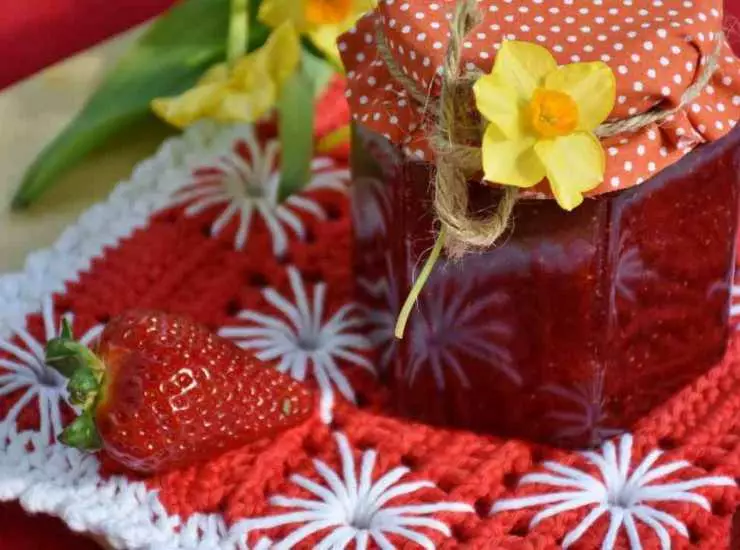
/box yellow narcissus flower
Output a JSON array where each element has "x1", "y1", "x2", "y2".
[
  {"x1": 151, "y1": 22, "x2": 300, "y2": 129},
  {"x1": 259, "y1": 0, "x2": 375, "y2": 66},
  {"x1": 473, "y1": 41, "x2": 616, "y2": 210}
]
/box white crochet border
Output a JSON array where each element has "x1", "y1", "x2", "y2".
[
  {"x1": 2, "y1": 119, "x2": 737, "y2": 550},
  {"x1": 0, "y1": 122, "x2": 272, "y2": 550}
]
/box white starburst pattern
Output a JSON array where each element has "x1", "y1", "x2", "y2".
[
  {"x1": 730, "y1": 284, "x2": 740, "y2": 329},
  {"x1": 357, "y1": 252, "x2": 403, "y2": 373},
  {"x1": 542, "y1": 378, "x2": 622, "y2": 447},
  {"x1": 231, "y1": 432, "x2": 473, "y2": 549},
  {"x1": 350, "y1": 176, "x2": 391, "y2": 240},
  {"x1": 0, "y1": 296, "x2": 103, "y2": 442},
  {"x1": 613, "y1": 246, "x2": 650, "y2": 304},
  {"x1": 407, "y1": 264, "x2": 521, "y2": 389},
  {"x1": 220, "y1": 267, "x2": 373, "y2": 423},
  {"x1": 172, "y1": 126, "x2": 349, "y2": 256},
  {"x1": 492, "y1": 434, "x2": 735, "y2": 550},
  {"x1": 608, "y1": 244, "x2": 655, "y2": 319}
]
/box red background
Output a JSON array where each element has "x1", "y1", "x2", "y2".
[
  {"x1": 0, "y1": 1, "x2": 739, "y2": 549},
  {"x1": 0, "y1": 0, "x2": 177, "y2": 91}
]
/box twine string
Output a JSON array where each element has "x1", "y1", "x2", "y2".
[
  {"x1": 378, "y1": 1, "x2": 724, "y2": 338},
  {"x1": 596, "y1": 32, "x2": 723, "y2": 138}
]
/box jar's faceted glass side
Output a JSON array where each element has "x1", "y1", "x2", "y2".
[{"x1": 351, "y1": 124, "x2": 740, "y2": 447}]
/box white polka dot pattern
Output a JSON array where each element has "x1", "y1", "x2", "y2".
[{"x1": 339, "y1": 0, "x2": 740, "y2": 197}]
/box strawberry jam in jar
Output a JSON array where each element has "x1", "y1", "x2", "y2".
[
  {"x1": 341, "y1": 0, "x2": 740, "y2": 446},
  {"x1": 352, "y1": 124, "x2": 740, "y2": 446}
]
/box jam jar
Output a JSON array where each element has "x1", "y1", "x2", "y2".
[
  {"x1": 351, "y1": 123, "x2": 739, "y2": 447},
  {"x1": 340, "y1": 0, "x2": 740, "y2": 446}
]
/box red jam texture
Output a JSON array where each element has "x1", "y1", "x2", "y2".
[{"x1": 351, "y1": 125, "x2": 740, "y2": 447}]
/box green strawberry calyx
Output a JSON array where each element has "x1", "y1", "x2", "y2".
[
  {"x1": 45, "y1": 318, "x2": 106, "y2": 451},
  {"x1": 60, "y1": 410, "x2": 103, "y2": 450}
]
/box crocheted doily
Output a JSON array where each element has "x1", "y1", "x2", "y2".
[{"x1": 0, "y1": 99, "x2": 739, "y2": 550}]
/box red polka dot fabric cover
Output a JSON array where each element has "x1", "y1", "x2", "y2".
[
  {"x1": 340, "y1": 0, "x2": 740, "y2": 196},
  {"x1": 0, "y1": 82, "x2": 740, "y2": 550}
]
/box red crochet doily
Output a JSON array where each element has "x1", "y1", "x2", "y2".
[{"x1": 0, "y1": 81, "x2": 738, "y2": 550}]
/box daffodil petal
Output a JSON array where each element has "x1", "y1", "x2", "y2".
[
  {"x1": 352, "y1": 0, "x2": 378, "y2": 13},
  {"x1": 258, "y1": 0, "x2": 308, "y2": 31},
  {"x1": 473, "y1": 73, "x2": 522, "y2": 139},
  {"x1": 226, "y1": 21, "x2": 298, "y2": 118},
  {"x1": 151, "y1": 83, "x2": 226, "y2": 129},
  {"x1": 211, "y1": 87, "x2": 276, "y2": 124},
  {"x1": 231, "y1": 23, "x2": 297, "y2": 87},
  {"x1": 261, "y1": 22, "x2": 301, "y2": 86},
  {"x1": 151, "y1": 20, "x2": 299, "y2": 129},
  {"x1": 544, "y1": 62, "x2": 616, "y2": 131},
  {"x1": 492, "y1": 41, "x2": 557, "y2": 101},
  {"x1": 197, "y1": 63, "x2": 229, "y2": 86},
  {"x1": 481, "y1": 124, "x2": 545, "y2": 188},
  {"x1": 230, "y1": 50, "x2": 262, "y2": 87},
  {"x1": 308, "y1": 25, "x2": 346, "y2": 67},
  {"x1": 534, "y1": 132, "x2": 606, "y2": 210}
]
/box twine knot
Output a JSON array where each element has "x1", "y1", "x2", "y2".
[{"x1": 376, "y1": 0, "x2": 723, "y2": 337}]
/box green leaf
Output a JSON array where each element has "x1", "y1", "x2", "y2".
[
  {"x1": 277, "y1": 51, "x2": 334, "y2": 201},
  {"x1": 46, "y1": 319, "x2": 106, "y2": 381},
  {"x1": 60, "y1": 411, "x2": 102, "y2": 451},
  {"x1": 301, "y1": 48, "x2": 336, "y2": 100},
  {"x1": 45, "y1": 319, "x2": 82, "y2": 378},
  {"x1": 60, "y1": 318, "x2": 74, "y2": 340},
  {"x1": 45, "y1": 340, "x2": 85, "y2": 378},
  {"x1": 13, "y1": 0, "x2": 270, "y2": 208},
  {"x1": 67, "y1": 367, "x2": 102, "y2": 407}
]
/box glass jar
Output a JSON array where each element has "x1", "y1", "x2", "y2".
[{"x1": 352, "y1": 124, "x2": 740, "y2": 447}]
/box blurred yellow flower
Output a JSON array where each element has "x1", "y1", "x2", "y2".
[
  {"x1": 151, "y1": 22, "x2": 300, "y2": 129},
  {"x1": 473, "y1": 41, "x2": 616, "y2": 210},
  {"x1": 259, "y1": 0, "x2": 375, "y2": 66}
]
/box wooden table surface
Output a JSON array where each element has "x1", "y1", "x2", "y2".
[{"x1": 0, "y1": 23, "x2": 174, "y2": 274}]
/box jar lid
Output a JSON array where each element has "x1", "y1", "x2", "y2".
[{"x1": 340, "y1": 0, "x2": 740, "y2": 196}]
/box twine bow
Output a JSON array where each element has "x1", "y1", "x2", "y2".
[{"x1": 376, "y1": 0, "x2": 724, "y2": 338}]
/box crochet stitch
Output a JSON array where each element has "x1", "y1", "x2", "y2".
[{"x1": 0, "y1": 106, "x2": 739, "y2": 549}]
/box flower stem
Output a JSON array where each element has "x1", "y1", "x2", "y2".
[
  {"x1": 394, "y1": 227, "x2": 447, "y2": 339},
  {"x1": 227, "y1": 0, "x2": 249, "y2": 66},
  {"x1": 316, "y1": 125, "x2": 351, "y2": 154}
]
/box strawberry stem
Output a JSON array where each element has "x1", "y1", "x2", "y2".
[
  {"x1": 67, "y1": 367, "x2": 101, "y2": 407},
  {"x1": 46, "y1": 320, "x2": 103, "y2": 378},
  {"x1": 59, "y1": 318, "x2": 73, "y2": 340},
  {"x1": 60, "y1": 411, "x2": 102, "y2": 451},
  {"x1": 46, "y1": 319, "x2": 106, "y2": 451}
]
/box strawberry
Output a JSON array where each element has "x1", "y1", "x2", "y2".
[{"x1": 46, "y1": 310, "x2": 314, "y2": 473}]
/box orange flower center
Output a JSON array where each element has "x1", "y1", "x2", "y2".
[
  {"x1": 529, "y1": 88, "x2": 579, "y2": 138},
  {"x1": 305, "y1": 0, "x2": 353, "y2": 25}
]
